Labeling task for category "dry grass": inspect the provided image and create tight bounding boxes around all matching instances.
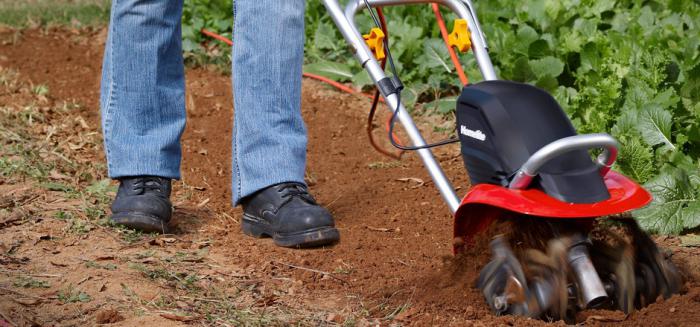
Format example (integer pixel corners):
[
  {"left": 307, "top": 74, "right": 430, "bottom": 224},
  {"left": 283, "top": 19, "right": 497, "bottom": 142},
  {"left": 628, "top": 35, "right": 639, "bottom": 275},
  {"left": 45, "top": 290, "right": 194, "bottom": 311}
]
[{"left": 0, "top": 66, "right": 333, "bottom": 326}]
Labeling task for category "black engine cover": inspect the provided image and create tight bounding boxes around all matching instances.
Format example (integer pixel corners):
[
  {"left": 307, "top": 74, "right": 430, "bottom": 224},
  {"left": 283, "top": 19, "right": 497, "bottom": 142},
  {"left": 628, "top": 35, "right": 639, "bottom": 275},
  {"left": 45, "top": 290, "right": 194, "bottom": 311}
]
[{"left": 456, "top": 80, "right": 610, "bottom": 204}]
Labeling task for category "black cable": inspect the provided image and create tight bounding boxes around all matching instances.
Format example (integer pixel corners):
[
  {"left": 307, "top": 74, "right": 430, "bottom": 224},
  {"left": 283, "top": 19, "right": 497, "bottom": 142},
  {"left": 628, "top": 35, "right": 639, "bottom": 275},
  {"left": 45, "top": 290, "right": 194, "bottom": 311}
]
[{"left": 362, "top": 0, "right": 460, "bottom": 151}]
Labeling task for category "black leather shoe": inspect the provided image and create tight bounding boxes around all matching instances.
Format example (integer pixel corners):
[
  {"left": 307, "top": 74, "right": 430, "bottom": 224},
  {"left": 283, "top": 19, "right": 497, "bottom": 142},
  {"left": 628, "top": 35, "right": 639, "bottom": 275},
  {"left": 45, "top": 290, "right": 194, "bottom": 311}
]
[
  {"left": 110, "top": 176, "right": 172, "bottom": 233},
  {"left": 241, "top": 182, "right": 339, "bottom": 248}
]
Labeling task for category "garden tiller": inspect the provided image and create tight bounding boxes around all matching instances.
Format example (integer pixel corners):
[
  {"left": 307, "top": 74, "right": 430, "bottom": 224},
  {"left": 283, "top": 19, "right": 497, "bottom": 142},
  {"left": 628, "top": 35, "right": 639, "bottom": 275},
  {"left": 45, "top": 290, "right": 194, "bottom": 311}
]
[{"left": 322, "top": 0, "right": 682, "bottom": 321}]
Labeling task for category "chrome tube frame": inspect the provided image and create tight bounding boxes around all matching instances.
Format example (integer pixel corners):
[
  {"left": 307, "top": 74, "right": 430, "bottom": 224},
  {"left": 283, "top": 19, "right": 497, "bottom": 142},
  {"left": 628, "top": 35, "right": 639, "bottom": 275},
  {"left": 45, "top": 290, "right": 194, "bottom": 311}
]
[
  {"left": 321, "top": 0, "right": 498, "bottom": 213},
  {"left": 509, "top": 134, "right": 619, "bottom": 190}
]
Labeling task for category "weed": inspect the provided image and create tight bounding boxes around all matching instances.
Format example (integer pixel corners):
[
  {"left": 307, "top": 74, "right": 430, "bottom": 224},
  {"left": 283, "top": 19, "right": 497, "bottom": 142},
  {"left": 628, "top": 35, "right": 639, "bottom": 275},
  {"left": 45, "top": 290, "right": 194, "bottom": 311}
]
[
  {"left": 134, "top": 250, "right": 156, "bottom": 260},
  {"left": 41, "top": 182, "right": 73, "bottom": 192},
  {"left": 111, "top": 225, "right": 155, "bottom": 243},
  {"left": 31, "top": 84, "right": 48, "bottom": 96},
  {"left": 54, "top": 211, "right": 74, "bottom": 220},
  {"left": 58, "top": 285, "right": 92, "bottom": 303},
  {"left": 84, "top": 206, "right": 106, "bottom": 220},
  {"left": 85, "top": 260, "right": 117, "bottom": 271},
  {"left": 164, "top": 252, "right": 188, "bottom": 263},
  {"left": 14, "top": 276, "right": 50, "bottom": 288},
  {"left": 128, "top": 263, "right": 201, "bottom": 291},
  {"left": 85, "top": 179, "right": 116, "bottom": 204},
  {"left": 65, "top": 218, "right": 92, "bottom": 234}
]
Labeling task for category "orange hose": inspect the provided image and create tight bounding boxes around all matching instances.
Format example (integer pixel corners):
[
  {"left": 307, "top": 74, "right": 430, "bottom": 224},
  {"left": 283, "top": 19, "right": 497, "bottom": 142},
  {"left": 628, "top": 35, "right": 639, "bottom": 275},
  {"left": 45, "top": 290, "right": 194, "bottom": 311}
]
[
  {"left": 303, "top": 72, "right": 380, "bottom": 101},
  {"left": 431, "top": 4, "right": 469, "bottom": 86},
  {"left": 201, "top": 29, "right": 233, "bottom": 46},
  {"left": 200, "top": 28, "right": 383, "bottom": 103}
]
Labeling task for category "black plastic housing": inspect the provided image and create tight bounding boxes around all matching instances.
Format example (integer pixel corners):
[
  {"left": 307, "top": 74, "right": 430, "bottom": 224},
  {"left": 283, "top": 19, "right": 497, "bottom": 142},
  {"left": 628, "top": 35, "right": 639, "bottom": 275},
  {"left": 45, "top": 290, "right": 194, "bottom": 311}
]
[{"left": 455, "top": 80, "right": 610, "bottom": 204}]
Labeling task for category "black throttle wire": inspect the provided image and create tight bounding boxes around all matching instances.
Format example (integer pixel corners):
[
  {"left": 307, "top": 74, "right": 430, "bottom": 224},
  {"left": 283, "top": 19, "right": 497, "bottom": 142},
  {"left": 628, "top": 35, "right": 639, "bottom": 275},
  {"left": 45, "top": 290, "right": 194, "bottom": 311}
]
[{"left": 363, "top": 0, "right": 460, "bottom": 151}]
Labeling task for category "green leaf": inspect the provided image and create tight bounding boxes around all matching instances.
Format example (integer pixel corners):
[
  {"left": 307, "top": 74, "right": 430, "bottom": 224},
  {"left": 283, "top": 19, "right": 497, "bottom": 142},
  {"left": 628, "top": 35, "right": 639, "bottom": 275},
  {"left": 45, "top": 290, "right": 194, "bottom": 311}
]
[
  {"left": 417, "top": 39, "right": 452, "bottom": 73},
  {"left": 350, "top": 70, "right": 373, "bottom": 90},
  {"left": 616, "top": 137, "right": 656, "bottom": 183},
  {"left": 514, "top": 25, "right": 538, "bottom": 54},
  {"left": 682, "top": 200, "right": 700, "bottom": 230},
  {"left": 651, "top": 88, "right": 679, "bottom": 109},
  {"left": 511, "top": 56, "right": 535, "bottom": 82},
  {"left": 637, "top": 106, "right": 675, "bottom": 151},
  {"left": 535, "top": 75, "right": 558, "bottom": 91},
  {"left": 529, "top": 56, "right": 565, "bottom": 79},
  {"left": 528, "top": 39, "right": 550, "bottom": 58},
  {"left": 77, "top": 292, "right": 92, "bottom": 303},
  {"left": 637, "top": 6, "right": 655, "bottom": 29},
  {"left": 636, "top": 170, "right": 699, "bottom": 234},
  {"left": 303, "top": 60, "right": 353, "bottom": 81},
  {"left": 313, "top": 21, "right": 337, "bottom": 51},
  {"left": 424, "top": 96, "right": 458, "bottom": 115},
  {"left": 401, "top": 84, "right": 430, "bottom": 110},
  {"left": 579, "top": 42, "right": 601, "bottom": 72}
]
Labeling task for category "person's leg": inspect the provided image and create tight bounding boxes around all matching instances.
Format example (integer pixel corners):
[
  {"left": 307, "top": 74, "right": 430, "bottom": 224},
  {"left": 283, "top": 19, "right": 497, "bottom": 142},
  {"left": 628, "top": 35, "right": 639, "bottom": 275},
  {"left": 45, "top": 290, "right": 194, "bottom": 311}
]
[
  {"left": 100, "top": 0, "right": 185, "bottom": 232},
  {"left": 231, "top": 0, "right": 307, "bottom": 204},
  {"left": 232, "top": 0, "right": 339, "bottom": 247},
  {"left": 100, "top": 0, "right": 186, "bottom": 180}
]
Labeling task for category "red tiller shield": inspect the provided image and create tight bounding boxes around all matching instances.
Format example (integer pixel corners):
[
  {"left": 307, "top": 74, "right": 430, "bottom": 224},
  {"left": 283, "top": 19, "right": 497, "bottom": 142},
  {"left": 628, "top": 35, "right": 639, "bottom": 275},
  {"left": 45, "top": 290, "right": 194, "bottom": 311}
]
[{"left": 453, "top": 171, "right": 652, "bottom": 254}]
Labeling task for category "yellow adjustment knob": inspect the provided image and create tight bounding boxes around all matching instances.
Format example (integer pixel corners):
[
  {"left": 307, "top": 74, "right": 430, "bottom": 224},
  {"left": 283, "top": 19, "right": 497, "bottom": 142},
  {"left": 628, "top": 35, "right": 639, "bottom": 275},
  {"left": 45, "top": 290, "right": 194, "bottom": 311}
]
[
  {"left": 363, "top": 27, "right": 386, "bottom": 60},
  {"left": 448, "top": 19, "right": 471, "bottom": 53}
]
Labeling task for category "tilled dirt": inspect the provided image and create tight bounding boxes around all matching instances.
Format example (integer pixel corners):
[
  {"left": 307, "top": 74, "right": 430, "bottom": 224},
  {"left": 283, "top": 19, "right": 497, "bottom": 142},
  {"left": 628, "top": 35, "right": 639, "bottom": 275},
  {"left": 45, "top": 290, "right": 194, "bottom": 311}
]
[{"left": 1, "top": 28, "right": 700, "bottom": 326}]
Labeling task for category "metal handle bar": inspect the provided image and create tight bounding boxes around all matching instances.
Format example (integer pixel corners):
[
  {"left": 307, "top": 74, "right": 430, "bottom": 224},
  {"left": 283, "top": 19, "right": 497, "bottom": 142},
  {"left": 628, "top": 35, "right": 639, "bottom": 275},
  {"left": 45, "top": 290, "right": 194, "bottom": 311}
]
[{"left": 508, "top": 134, "right": 619, "bottom": 190}]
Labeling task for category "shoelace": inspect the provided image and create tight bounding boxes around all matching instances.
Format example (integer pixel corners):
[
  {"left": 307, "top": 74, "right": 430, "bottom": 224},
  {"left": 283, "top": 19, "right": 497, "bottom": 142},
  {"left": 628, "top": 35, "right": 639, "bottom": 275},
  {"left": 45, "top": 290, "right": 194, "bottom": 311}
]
[
  {"left": 277, "top": 183, "right": 315, "bottom": 203},
  {"left": 132, "top": 177, "right": 165, "bottom": 194}
]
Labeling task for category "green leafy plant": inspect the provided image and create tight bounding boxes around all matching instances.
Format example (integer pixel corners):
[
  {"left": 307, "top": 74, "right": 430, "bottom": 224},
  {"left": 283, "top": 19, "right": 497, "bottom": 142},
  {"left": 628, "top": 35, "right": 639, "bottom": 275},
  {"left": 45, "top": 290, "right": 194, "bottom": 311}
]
[{"left": 58, "top": 285, "right": 92, "bottom": 303}]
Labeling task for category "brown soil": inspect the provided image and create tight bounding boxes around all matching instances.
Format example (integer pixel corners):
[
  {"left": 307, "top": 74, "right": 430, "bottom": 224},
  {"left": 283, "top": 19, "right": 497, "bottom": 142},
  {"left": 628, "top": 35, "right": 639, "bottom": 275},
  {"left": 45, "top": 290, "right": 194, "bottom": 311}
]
[{"left": 1, "top": 28, "right": 699, "bottom": 326}]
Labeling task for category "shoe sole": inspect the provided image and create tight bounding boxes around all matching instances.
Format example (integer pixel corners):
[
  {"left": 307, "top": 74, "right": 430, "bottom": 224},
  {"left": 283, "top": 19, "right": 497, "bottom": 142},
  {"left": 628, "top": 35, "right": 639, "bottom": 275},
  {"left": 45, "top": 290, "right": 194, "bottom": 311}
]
[
  {"left": 241, "top": 216, "right": 340, "bottom": 248},
  {"left": 111, "top": 212, "right": 170, "bottom": 234}
]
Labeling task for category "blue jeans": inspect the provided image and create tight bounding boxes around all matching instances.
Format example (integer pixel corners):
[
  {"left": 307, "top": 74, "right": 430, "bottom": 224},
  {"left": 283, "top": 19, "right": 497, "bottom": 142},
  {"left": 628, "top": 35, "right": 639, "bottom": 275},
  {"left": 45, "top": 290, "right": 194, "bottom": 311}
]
[{"left": 100, "top": 0, "right": 307, "bottom": 205}]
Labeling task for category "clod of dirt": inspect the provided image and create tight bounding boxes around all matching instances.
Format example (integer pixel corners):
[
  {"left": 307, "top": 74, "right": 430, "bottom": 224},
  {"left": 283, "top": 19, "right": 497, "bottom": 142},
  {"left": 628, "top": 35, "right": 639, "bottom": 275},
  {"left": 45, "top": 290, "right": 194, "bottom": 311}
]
[{"left": 95, "top": 309, "right": 124, "bottom": 324}]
